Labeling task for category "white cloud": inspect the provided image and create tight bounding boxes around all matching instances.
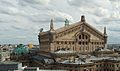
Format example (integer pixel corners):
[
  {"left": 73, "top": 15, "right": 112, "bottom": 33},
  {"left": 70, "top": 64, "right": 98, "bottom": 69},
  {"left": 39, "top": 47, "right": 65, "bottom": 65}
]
[
  {"left": 19, "top": 0, "right": 50, "bottom": 5},
  {"left": 0, "top": 0, "right": 120, "bottom": 44},
  {"left": 37, "top": 0, "right": 50, "bottom": 5},
  {"left": 48, "top": 10, "right": 74, "bottom": 22},
  {"left": 67, "top": 0, "right": 120, "bottom": 43},
  {"left": 94, "top": 7, "right": 110, "bottom": 17},
  {"left": 67, "top": 0, "right": 111, "bottom": 8}
]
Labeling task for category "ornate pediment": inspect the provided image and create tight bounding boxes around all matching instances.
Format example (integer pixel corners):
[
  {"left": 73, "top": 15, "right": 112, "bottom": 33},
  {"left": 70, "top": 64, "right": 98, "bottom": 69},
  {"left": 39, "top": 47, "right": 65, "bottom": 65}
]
[
  {"left": 54, "top": 21, "right": 104, "bottom": 41},
  {"left": 39, "top": 16, "right": 105, "bottom": 42}
]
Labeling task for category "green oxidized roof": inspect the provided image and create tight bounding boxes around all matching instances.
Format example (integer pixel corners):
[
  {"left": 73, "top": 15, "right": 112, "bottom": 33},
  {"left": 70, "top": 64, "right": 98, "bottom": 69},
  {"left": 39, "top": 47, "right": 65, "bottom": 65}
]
[{"left": 13, "top": 44, "right": 29, "bottom": 55}]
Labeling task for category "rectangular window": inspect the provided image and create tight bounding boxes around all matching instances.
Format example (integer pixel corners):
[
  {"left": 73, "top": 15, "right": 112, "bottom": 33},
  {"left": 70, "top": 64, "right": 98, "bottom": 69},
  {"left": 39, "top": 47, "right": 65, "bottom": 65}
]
[{"left": 117, "top": 64, "right": 119, "bottom": 67}]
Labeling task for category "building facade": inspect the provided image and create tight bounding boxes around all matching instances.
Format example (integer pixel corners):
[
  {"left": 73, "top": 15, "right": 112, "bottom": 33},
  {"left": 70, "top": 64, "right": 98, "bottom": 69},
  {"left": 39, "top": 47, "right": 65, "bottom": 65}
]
[
  {"left": 0, "top": 61, "right": 22, "bottom": 71},
  {"left": 38, "top": 15, "right": 107, "bottom": 54}
]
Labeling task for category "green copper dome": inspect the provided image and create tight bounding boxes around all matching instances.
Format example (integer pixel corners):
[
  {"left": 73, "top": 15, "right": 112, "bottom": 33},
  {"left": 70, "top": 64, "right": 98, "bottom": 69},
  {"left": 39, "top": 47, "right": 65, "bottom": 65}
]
[{"left": 13, "top": 44, "right": 29, "bottom": 55}]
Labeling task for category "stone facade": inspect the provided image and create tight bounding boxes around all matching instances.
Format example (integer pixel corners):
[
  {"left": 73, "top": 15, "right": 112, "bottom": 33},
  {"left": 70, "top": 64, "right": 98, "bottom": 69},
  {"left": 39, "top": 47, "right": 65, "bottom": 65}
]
[
  {"left": 38, "top": 15, "right": 107, "bottom": 54},
  {"left": 93, "top": 60, "right": 120, "bottom": 71},
  {"left": 51, "top": 48, "right": 120, "bottom": 71}
]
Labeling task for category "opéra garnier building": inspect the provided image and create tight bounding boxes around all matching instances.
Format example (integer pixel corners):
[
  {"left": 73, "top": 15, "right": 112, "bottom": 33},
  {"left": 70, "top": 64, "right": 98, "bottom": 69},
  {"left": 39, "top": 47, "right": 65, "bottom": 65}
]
[{"left": 38, "top": 15, "right": 107, "bottom": 54}]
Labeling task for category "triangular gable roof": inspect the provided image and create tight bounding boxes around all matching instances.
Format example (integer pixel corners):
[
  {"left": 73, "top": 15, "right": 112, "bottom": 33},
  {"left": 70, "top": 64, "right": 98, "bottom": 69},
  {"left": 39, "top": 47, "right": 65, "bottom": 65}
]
[
  {"left": 55, "top": 21, "right": 80, "bottom": 33},
  {"left": 54, "top": 21, "right": 104, "bottom": 36},
  {"left": 84, "top": 22, "right": 104, "bottom": 36}
]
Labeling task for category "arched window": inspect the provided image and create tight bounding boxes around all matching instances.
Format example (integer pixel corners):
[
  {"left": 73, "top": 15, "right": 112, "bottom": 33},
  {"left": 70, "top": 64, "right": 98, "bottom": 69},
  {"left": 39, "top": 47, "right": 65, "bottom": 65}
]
[
  {"left": 79, "top": 35, "right": 81, "bottom": 39},
  {"left": 78, "top": 33, "right": 90, "bottom": 46},
  {"left": 78, "top": 33, "right": 89, "bottom": 40}
]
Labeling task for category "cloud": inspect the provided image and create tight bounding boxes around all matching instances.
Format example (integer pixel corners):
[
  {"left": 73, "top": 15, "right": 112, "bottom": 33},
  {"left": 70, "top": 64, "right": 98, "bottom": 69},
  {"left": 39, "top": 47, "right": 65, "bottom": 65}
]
[
  {"left": 0, "top": 35, "right": 26, "bottom": 39},
  {"left": 22, "top": 10, "right": 74, "bottom": 24},
  {"left": 15, "top": 36, "right": 27, "bottom": 39},
  {"left": 0, "top": 0, "right": 120, "bottom": 44},
  {"left": 37, "top": 0, "right": 50, "bottom": 5},
  {"left": 48, "top": 10, "right": 74, "bottom": 22},
  {"left": 67, "top": 0, "right": 111, "bottom": 8},
  {"left": 11, "top": 25, "right": 28, "bottom": 31},
  {"left": 94, "top": 7, "right": 110, "bottom": 17},
  {"left": 67, "top": 0, "right": 120, "bottom": 43},
  {"left": 19, "top": 0, "right": 50, "bottom": 6}
]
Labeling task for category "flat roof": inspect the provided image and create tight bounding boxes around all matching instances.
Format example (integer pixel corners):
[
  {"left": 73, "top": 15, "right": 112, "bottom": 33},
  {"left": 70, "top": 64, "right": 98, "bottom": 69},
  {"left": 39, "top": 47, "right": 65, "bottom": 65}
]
[{"left": 0, "top": 61, "right": 21, "bottom": 64}]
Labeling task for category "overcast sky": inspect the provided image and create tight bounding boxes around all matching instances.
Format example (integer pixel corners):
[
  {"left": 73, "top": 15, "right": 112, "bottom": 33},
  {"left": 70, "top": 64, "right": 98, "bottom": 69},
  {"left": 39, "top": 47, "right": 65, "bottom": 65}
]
[{"left": 0, "top": 0, "right": 120, "bottom": 44}]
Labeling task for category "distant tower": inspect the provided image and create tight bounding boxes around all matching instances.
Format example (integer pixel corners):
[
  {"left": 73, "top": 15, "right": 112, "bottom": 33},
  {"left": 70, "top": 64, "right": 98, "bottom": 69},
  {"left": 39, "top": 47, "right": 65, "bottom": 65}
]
[
  {"left": 65, "top": 19, "right": 69, "bottom": 26},
  {"left": 104, "top": 27, "right": 107, "bottom": 48},
  {"left": 81, "top": 15, "right": 85, "bottom": 22},
  {"left": 50, "top": 19, "right": 54, "bottom": 31}
]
